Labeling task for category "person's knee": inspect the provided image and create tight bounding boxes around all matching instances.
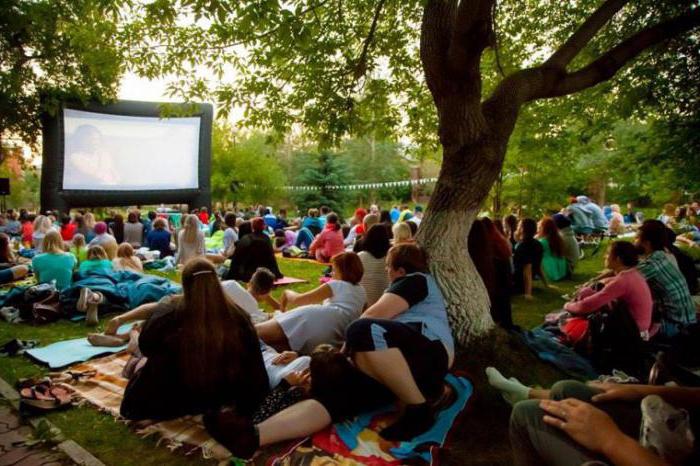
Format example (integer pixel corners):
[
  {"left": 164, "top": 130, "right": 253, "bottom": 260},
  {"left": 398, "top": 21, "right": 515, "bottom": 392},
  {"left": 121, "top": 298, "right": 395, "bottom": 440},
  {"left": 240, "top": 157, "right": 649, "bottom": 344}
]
[
  {"left": 510, "top": 400, "right": 542, "bottom": 434},
  {"left": 550, "top": 380, "right": 597, "bottom": 401}
]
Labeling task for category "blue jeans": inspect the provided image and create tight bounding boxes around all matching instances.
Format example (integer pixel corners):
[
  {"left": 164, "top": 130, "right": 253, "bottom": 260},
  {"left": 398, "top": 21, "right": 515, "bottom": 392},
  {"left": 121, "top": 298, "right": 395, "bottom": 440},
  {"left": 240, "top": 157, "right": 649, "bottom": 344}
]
[{"left": 294, "top": 227, "right": 314, "bottom": 250}]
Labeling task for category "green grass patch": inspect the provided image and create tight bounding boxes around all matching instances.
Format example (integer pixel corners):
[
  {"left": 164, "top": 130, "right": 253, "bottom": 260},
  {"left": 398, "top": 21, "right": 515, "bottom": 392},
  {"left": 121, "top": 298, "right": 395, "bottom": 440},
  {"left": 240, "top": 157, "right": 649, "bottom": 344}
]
[{"left": 0, "top": 252, "right": 606, "bottom": 466}]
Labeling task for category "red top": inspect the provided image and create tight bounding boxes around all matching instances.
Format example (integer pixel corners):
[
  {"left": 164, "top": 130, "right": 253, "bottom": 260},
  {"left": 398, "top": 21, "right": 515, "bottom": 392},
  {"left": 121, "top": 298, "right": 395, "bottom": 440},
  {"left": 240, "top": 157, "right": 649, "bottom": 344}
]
[
  {"left": 198, "top": 212, "right": 209, "bottom": 224},
  {"left": 61, "top": 223, "right": 77, "bottom": 241},
  {"left": 309, "top": 228, "right": 344, "bottom": 260},
  {"left": 564, "top": 268, "right": 653, "bottom": 332},
  {"left": 21, "top": 222, "right": 33, "bottom": 244}
]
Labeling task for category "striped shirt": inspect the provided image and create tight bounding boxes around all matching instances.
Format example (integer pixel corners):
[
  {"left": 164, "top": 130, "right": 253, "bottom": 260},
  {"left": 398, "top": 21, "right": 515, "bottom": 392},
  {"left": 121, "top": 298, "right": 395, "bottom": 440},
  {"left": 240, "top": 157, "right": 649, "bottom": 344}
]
[
  {"left": 358, "top": 251, "right": 389, "bottom": 306},
  {"left": 637, "top": 251, "right": 696, "bottom": 331}
]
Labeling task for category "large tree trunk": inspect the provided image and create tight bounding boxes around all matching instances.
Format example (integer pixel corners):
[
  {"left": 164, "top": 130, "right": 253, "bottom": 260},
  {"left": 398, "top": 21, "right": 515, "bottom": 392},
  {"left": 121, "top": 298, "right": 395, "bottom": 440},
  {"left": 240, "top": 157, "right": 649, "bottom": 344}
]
[{"left": 416, "top": 139, "right": 506, "bottom": 344}]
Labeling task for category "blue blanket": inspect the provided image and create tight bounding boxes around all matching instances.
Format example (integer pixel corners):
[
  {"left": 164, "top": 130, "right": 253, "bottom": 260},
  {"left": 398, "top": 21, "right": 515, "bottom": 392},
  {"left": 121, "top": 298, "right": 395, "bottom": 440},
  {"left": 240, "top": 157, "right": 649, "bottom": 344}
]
[
  {"left": 61, "top": 270, "right": 181, "bottom": 313},
  {"left": 25, "top": 323, "right": 133, "bottom": 369},
  {"left": 334, "top": 374, "right": 472, "bottom": 463},
  {"left": 520, "top": 326, "right": 598, "bottom": 379}
]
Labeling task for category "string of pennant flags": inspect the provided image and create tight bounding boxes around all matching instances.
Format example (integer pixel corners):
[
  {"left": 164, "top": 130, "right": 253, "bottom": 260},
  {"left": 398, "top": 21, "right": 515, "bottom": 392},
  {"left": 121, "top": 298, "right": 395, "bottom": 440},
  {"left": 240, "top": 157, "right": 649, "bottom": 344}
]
[{"left": 277, "top": 177, "right": 439, "bottom": 191}]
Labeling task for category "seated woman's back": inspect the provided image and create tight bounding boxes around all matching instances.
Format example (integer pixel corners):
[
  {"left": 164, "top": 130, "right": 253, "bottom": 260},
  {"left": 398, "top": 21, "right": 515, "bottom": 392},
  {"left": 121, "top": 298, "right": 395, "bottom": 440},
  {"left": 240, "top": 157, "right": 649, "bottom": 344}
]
[
  {"left": 31, "top": 230, "right": 76, "bottom": 290},
  {"left": 123, "top": 212, "right": 144, "bottom": 247},
  {"left": 227, "top": 218, "right": 282, "bottom": 281},
  {"left": 176, "top": 214, "right": 205, "bottom": 265},
  {"left": 146, "top": 218, "right": 172, "bottom": 257},
  {"left": 121, "top": 259, "right": 269, "bottom": 421},
  {"left": 536, "top": 217, "right": 567, "bottom": 282},
  {"left": 113, "top": 243, "right": 143, "bottom": 273},
  {"left": 79, "top": 245, "right": 113, "bottom": 275},
  {"left": 357, "top": 224, "right": 391, "bottom": 306}
]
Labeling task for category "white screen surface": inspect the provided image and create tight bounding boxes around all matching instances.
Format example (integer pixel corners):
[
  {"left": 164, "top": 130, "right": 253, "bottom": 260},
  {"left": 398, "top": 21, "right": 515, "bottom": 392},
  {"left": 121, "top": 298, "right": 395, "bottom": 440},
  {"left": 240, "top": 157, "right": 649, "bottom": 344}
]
[{"left": 62, "top": 109, "right": 200, "bottom": 191}]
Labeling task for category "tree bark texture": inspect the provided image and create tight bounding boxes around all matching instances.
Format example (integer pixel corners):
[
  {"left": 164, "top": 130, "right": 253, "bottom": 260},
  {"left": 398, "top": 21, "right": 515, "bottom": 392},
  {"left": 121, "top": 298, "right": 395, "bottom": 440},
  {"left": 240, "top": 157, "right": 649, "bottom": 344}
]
[{"left": 417, "top": 0, "right": 699, "bottom": 345}]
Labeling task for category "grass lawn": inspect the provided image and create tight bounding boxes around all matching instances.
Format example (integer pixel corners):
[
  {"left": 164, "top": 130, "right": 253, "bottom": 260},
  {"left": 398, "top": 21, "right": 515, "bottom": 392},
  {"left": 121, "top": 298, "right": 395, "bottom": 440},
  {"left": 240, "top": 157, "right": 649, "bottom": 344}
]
[{"left": 0, "top": 246, "right": 610, "bottom": 465}]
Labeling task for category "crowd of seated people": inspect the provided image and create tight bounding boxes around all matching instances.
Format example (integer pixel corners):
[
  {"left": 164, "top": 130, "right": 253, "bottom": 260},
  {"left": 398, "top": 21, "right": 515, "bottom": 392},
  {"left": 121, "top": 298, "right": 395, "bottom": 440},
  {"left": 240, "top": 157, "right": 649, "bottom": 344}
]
[{"left": 1, "top": 200, "right": 699, "bottom": 466}]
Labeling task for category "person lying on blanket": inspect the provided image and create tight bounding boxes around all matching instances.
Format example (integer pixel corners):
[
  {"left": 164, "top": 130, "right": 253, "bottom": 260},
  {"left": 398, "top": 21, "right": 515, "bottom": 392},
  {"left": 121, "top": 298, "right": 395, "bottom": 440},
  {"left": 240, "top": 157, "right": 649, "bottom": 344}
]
[
  {"left": 205, "top": 243, "right": 455, "bottom": 459},
  {"left": 88, "top": 267, "right": 282, "bottom": 347},
  {"left": 255, "top": 251, "right": 366, "bottom": 354},
  {"left": 117, "top": 258, "right": 270, "bottom": 421},
  {"left": 486, "top": 367, "right": 700, "bottom": 466}
]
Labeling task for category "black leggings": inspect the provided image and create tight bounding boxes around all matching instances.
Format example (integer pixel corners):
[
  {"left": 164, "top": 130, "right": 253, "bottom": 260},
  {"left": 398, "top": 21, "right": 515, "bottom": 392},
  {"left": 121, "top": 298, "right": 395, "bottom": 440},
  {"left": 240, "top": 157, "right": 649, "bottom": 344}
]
[{"left": 345, "top": 318, "right": 449, "bottom": 401}]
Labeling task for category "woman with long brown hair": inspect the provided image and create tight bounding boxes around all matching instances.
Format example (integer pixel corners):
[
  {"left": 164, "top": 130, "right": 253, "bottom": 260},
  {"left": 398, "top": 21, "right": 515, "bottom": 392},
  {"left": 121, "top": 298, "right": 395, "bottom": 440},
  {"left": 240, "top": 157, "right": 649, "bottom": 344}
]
[
  {"left": 536, "top": 216, "right": 568, "bottom": 282},
  {"left": 120, "top": 258, "right": 269, "bottom": 421}
]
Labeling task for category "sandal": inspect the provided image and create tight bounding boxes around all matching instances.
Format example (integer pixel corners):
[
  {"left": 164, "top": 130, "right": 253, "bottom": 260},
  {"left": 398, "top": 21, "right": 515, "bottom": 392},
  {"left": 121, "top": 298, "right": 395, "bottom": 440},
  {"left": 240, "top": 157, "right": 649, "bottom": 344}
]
[{"left": 20, "top": 382, "right": 73, "bottom": 412}]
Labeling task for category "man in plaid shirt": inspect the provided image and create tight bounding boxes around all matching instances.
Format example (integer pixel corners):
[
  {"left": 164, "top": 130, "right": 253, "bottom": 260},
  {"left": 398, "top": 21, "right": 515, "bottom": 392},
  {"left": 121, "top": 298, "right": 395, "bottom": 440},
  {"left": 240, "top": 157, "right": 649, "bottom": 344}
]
[{"left": 637, "top": 220, "right": 697, "bottom": 338}]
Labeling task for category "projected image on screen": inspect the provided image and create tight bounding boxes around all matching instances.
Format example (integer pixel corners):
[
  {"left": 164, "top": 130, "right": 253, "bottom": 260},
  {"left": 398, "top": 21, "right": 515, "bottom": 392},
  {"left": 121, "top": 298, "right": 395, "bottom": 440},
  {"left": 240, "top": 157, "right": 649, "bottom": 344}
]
[{"left": 63, "top": 109, "right": 200, "bottom": 191}]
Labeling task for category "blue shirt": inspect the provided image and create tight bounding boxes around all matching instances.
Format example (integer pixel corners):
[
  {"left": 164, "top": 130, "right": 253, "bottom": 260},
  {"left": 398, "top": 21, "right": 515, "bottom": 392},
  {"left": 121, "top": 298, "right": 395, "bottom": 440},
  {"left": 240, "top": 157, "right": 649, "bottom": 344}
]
[
  {"left": 390, "top": 208, "right": 400, "bottom": 223},
  {"left": 32, "top": 252, "right": 77, "bottom": 290},
  {"left": 146, "top": 229, "right": 173, "bottom": 258}
]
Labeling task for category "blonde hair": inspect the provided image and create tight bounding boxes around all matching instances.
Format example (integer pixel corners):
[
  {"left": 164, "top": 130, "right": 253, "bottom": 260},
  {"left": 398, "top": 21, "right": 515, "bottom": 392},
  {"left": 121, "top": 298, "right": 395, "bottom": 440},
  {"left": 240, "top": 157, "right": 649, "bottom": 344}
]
[
  {"left": 87, "top": 245, "right": 108, "bottom": 261},
  {"left": 42, "top": 230, "right": 65, "bottom": 254},
  {"left": 392, "top": 222, "right": 412, "bottom": 244},
  {"left": 72, "top": 234, "right": 86, "bottom": 249},
  {"left": 116, "top": 243, "right": 141, "bottom": 271},
  {"left": 611, "top": 204, "right": 621, "bottom": 213},
  {"left": 33, "top": 215, "right": 52, "bottom": 234},
  {"left": 181, "top": 214, "right": 199, "bottom": 244},
  {"left": 664, "top": 203, "right": 676, "bottom": 216},
  {"left": 84, "top": 212, "right": 96, "bottom": 229}
]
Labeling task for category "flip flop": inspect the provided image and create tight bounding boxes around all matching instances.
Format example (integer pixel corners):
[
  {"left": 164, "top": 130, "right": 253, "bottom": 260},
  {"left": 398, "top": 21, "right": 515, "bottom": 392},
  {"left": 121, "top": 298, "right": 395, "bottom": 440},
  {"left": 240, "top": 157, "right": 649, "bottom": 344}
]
[{"left": 20, "top": 382, "right": 73, "bottom": 412}]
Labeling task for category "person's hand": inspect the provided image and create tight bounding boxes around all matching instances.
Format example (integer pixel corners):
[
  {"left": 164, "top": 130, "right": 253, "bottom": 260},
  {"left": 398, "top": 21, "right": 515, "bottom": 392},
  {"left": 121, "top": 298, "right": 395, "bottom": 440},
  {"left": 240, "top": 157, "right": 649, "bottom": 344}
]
[
  {"left": 284, "top": 369, "right": 310, "bottom": 387},
  {"left": 104, "top": 316, "right": 122, "bottom": 335},
  {"left": 272, "top": 351, "right": 298, "bottom": 365},
  {"left": 540, "top": 398, "right": 623, "bottom": 454},
  {"left": 587, "top": 382, "right": 648, "bottom": 403}
]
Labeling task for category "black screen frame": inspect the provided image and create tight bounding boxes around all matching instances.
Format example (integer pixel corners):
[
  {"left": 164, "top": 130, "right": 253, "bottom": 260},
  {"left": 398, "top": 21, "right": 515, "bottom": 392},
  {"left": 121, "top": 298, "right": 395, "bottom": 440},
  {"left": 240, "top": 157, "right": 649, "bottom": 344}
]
[{"left": 41, "top": 99, "right": 213, "bottom": 213}]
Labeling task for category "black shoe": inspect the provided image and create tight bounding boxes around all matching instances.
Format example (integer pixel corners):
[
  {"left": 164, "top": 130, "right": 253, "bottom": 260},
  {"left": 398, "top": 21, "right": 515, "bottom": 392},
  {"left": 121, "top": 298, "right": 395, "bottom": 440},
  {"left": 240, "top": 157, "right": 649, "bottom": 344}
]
[
  {"left": 380, "top": 402, "right": 435, "bottom": 441},
  {"left": 203, "top": 409, "right": 259, "bottom": 460}
]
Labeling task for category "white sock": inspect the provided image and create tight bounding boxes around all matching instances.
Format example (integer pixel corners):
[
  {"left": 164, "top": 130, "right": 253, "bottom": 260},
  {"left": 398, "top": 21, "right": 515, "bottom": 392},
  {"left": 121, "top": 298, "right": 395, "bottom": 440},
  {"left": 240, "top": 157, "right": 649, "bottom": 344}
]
[{"left": 486, "top": 367, "right": 530, "bottom": 405}]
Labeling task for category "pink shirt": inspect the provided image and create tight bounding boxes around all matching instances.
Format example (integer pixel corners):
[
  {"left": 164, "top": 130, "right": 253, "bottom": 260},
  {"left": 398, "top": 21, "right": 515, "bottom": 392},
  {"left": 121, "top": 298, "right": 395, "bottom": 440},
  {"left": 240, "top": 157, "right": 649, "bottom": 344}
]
[
  {"left": 309, "top": 228, "right": 344, "bottom": 260},
  {"left": 564, "top": 268, "right": 653, "bottom": 332}
]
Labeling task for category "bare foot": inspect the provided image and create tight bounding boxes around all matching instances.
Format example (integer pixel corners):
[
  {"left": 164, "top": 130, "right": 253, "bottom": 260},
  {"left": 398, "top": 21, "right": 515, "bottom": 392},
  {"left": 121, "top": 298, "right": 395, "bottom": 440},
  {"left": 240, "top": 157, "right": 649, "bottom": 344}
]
[{"left": 87, "top": 333, "right": 127, "bottom": 347}]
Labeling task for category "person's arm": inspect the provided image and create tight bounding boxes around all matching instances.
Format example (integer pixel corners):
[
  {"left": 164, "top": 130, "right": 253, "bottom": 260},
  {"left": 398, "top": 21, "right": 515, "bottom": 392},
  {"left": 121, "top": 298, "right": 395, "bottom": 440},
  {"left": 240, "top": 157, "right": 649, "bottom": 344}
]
[
  {"left": 540, "top": 399, "right": 668, "bottom": 466},
  {"left": 104, "top": 302, "right": 158, "bottom": 335},
  {"left": 197, "top": 232, "right": 205, "bottom": 255},
  {"left": 260, "top": 292, "right": 281, "bottom": 310},
  {"left": 589, "top": 382, "right": 700, "bottom": 409},
  {"left": 344, "top": 226, "right": 357, "bottom": 246},
  {"left": 361, "top": 293, "right": 410, "bottom": 319},
  {"left": 565, "top": 276, "right": 624, "bottom": 314},
  {"left": 308, "top": 233, "right": 322, "bottom": 255},
  {"left": 281, "top": 284, "right": 333, "bottom": 311}
]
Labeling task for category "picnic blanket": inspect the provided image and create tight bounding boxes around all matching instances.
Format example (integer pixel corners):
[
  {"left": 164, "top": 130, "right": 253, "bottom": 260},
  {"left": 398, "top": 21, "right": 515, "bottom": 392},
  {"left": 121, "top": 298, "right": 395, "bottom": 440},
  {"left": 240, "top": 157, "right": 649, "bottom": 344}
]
[
  {"left": 60, "top": 354, "right": 472, "bottom": 464},
  {"left": 519, "top": 326, "right": 598, "bottom": 380},
  {"left": 25, "top": 323, "right": 133, "bottom": 369},
  {"left": 205, "top": 230, "right": 225, "bottom": 252},
  {"left": 273, "top": 276, "right": 308, "bottom": 286}
]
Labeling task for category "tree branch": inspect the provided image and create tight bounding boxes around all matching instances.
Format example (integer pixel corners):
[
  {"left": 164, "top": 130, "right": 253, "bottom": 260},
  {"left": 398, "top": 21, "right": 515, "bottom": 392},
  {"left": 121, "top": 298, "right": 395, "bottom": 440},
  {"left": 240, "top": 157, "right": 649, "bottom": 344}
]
[
  {"left": 446, "top": 0, "right": 495, "bottom": 76},
  {"left": 545, "top": 0, "right": 628, "bottom": 69},
  {"left": 352, "top": 0, "right": 386, "bottom": 80},
  {"left": 420, "top": 0, "right": 458, "bottom": 94},
  {"left": 541, "top": 7, "right": 700, "bottom": 99}
]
